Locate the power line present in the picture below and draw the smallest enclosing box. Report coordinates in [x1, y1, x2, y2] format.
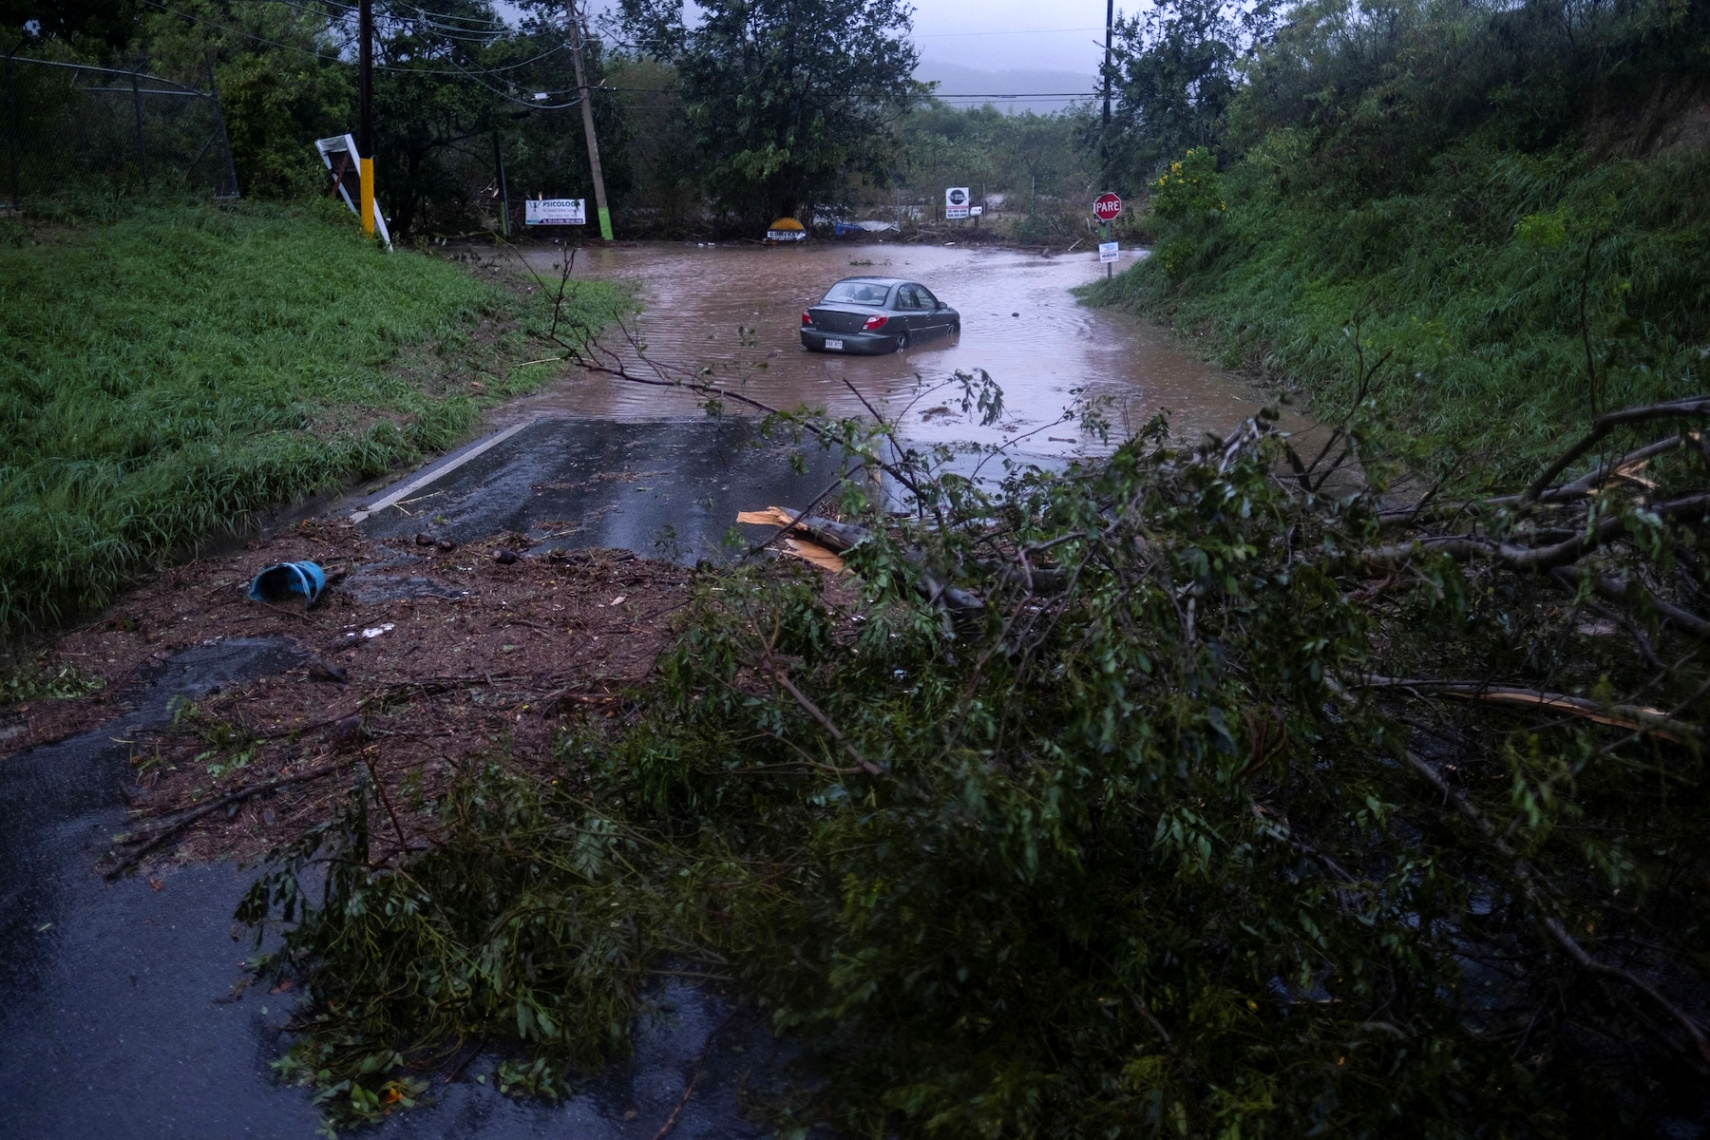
[143, 0, 570, 80]
[914, 27, 1103, 38]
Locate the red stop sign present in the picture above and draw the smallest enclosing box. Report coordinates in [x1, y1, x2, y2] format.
[1093, 193, 1122, 221]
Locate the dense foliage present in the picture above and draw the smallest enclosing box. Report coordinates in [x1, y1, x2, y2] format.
[242, 364, 1710, 1134]
[6, 0, 1089, 238]
[1090, 0, 1710, 470]
[1101, 0, 1273, 188]
[616, 0, 922, 224]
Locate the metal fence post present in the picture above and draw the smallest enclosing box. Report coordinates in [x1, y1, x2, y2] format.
[131, 71, 149, 193]
[6, 50, 18, 210]
[204, 55, 239, 198]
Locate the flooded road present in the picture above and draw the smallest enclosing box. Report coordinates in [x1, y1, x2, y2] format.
[0, 243, 1285, 1139]
[504, 242, 1274, 452]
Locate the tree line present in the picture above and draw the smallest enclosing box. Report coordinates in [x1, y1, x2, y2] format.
[1, 0, 1106, 237]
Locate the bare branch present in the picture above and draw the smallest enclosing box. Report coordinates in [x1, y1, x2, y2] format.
[1522, 398, 1710, 506]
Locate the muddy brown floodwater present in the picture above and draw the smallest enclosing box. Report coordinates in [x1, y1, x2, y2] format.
[502, 242, 1279, 454]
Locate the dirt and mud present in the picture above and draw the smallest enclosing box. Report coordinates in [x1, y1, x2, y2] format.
[2, 520, 706, 869]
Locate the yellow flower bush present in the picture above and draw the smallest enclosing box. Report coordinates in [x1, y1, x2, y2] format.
[1151, 147, 1226, 219]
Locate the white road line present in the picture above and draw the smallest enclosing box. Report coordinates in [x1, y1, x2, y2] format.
[349, 420, 533, 524]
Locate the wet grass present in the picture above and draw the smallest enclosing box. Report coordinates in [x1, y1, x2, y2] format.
[1084, 145, 1710, 479]
[0, 199, 623, 632]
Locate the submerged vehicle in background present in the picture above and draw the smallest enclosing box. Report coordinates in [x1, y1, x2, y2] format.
[800, 277, 960, 355]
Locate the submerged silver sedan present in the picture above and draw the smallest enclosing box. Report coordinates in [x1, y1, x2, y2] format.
[800, 277, 961, 355]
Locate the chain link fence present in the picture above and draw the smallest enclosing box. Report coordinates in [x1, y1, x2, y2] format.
[3, 54, 239, 209]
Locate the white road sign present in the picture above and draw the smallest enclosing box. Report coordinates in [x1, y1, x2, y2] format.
[525, 198, 586, 225]
[1098, 241, 1120, 263]
[945, 187, 970, 220]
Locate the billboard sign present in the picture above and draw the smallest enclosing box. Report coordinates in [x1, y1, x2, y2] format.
[313, 134, 392, 249]
[526, 198, 587, 225]
[945, 187, 970, 220]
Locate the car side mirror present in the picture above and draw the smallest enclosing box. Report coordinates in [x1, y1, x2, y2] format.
[935, 301, 946, 310]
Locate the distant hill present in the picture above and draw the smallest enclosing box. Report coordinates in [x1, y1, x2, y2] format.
[913, 59, 1098, 116]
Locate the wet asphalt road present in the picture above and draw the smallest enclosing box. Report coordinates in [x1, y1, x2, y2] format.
[0, 637, 774, 1139]
[0, 641, 325, 1138]
[354, 417, 847, 560]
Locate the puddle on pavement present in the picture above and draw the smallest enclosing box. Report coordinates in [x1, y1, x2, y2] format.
[501, 242, 1283, 452]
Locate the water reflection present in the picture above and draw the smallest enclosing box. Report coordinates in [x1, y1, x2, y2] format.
[499, 242, 1279, 455]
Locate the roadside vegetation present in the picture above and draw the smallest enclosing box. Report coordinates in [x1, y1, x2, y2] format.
[234, 354, 1710, 1135]
[0, 199, 623, 631]
[1087, 0, 1710, 472]
[8, 2, 1709, 1137]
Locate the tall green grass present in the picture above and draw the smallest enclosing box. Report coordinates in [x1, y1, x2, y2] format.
[1085, 145, 1710, 475]
[0, 200, 621, 631]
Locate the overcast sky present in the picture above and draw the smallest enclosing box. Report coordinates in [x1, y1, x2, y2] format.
[906, 0, 1115, 74]
[569, 1, 1121, 77]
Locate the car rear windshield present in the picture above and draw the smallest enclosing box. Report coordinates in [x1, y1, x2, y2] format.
[822, 282, 891, 305]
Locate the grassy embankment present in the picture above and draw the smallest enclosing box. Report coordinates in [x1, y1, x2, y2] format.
[1085, 144, 1710, 477]
[0, 200, 623, 633]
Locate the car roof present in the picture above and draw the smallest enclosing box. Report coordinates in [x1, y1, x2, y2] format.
[831, 276, 911, 288]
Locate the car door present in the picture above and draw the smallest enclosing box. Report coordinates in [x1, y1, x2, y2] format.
[913, 285, 948, 338]
[894, 284, 927, 336]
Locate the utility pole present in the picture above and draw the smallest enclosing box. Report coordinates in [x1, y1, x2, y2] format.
[493, 130, 511, 236]
[1101, 0, 1114, 175]
[359, 0, 375, 235]
[567, 0, 613, 241]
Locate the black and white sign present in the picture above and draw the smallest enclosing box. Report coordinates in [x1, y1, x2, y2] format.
[945, 187, 970, 220]
[525, 198, 587, 225]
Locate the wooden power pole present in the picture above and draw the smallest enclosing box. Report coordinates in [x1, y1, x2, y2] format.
[359, 0, 374, 235]
[567, 0, 612, 241]
[1101, 0, 1114, 175]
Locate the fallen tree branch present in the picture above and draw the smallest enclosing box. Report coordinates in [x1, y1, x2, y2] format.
[1364, 490, 1710, 573]
[1522, 398, 1710, 506]
[762, 657, 881, 776]
[106, 754, 353, 879]
[1563, 569, 1710, 639]
[1378, 434, 1694, 527]
[650, 1006, 740, 1140]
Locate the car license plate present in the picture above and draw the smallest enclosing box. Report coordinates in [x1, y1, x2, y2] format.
[824, 338, 843, 351]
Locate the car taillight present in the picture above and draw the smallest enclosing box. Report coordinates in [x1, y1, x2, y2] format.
[863, 315, 888, 330]
[801, 310, 813, 326]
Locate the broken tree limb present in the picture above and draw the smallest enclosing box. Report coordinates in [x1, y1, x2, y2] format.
[106, 754, 354, 879]
[1359, 676, 1699, 744]
[742, 507, 986, 612]
[1521, 397, 1710, 506]
[1561, 568, 1710, 639]
[1364, 490, 1710, 574]
[1381, 434, 1696, 527]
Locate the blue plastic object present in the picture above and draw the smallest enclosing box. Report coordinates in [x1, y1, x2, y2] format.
[247, 560, 327, 609]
